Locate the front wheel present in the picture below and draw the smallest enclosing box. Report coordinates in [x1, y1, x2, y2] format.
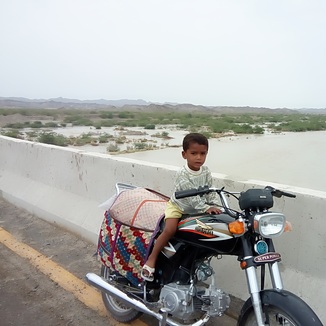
[238, 290, 322, 326]
[100, 265, 143, 323]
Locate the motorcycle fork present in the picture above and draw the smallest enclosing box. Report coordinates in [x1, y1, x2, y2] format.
[242, 237, 285, 326]
[265, 239, 284, 290]
[268, 261, 283, 290]
[248, 261, 283, 326]
[241, 237, 265, 326]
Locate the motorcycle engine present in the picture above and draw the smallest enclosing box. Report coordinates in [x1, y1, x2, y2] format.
[159, 283, 230, 320]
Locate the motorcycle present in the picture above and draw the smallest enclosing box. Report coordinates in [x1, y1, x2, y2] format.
[86, 182, 322, 326]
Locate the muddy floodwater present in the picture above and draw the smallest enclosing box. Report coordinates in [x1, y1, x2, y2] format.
[54, 126, 325, 193]
[116, 131, 326, 193]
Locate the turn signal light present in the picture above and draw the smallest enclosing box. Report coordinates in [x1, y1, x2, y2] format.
[228, 220, 245, 235]
[284, 221, 293, 232]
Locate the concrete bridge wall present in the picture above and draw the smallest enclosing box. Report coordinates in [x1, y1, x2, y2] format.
[0, 135, 325, 323]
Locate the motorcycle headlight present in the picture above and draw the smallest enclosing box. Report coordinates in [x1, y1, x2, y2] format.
[254, 213, 286, 238]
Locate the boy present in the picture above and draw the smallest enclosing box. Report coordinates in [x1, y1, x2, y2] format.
[141, 133, 221, 281]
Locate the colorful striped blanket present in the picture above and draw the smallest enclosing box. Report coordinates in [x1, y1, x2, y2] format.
[98, 188, 168, 285]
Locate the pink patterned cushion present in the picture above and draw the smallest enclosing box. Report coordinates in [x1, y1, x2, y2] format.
[109, 188, 168, 231]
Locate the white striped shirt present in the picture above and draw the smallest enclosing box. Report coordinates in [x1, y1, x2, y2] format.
[170, 165, 219, 213]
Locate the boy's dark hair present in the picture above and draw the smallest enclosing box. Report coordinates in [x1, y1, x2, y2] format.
[183, 133, 209, 151]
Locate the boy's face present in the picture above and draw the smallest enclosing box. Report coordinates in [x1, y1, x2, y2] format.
[182, 142, 208, 171]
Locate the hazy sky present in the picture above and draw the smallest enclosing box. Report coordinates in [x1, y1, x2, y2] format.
[1, 1, 326, 109]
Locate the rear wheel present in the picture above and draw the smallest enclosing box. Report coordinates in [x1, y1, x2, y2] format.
[238, 290, 322, 326]
[100, 265, 142, 322]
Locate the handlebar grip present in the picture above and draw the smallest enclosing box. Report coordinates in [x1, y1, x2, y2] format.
[175, 186, 210, 199]
[265, 186, 296, 199]
[282, 191, 296, 198]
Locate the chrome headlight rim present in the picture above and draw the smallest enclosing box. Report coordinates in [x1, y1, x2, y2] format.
[254, 212, 286, 238]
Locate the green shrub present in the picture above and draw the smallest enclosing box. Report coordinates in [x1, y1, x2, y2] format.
[99, 112, 113, 119]
[73, 118, 93, 126]
[144, 124, 156, 129]
[107, 143, 120, 152]
[1, 129, 23, 139]
[30, 121, 43, 128]
[98, 134, 111, 143]
[152, 131, 170, 138]
[44, 122, 59, 128]
[252, 126, 264, 134]
[38, 132, 69, 146]
[118, 112, 134, 119]
[233, 124, 253, 134]
[4, 122, 25, 129]
[115, 136, 127, 144]
[134, 142, 155, 150]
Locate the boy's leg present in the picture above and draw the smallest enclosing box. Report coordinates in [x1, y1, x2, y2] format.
[143, 218, 179, 270]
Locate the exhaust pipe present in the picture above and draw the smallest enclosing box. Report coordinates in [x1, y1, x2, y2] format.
[86, 273, 164, 320]
[85, 273, 210, 326]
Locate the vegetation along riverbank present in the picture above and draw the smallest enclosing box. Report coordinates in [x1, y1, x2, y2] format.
[1, 107, 326, 154]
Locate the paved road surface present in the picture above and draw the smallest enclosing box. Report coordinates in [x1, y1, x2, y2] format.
[0, 197, 239, 326]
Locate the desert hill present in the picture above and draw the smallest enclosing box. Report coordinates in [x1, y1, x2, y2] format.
[0, 96, 325, 115]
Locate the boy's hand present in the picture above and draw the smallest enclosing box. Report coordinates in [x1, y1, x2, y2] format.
[206, 207, 222, 215]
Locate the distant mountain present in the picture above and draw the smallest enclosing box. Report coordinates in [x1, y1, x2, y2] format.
[0, 97, 149, 109]
[49, 97, 149, 107]
[298, 108, 326, 114]
[0, 96, 325, 115]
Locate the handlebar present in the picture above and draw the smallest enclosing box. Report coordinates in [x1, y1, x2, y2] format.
[174, 185, 296, 218]
[175, 186, 211, 199]
[175, 186, 239, 218]
[264, 186, 296, 198]
[176, 186, 296, 200]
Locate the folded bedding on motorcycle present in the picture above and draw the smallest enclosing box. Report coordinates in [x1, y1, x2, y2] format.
[109, 187, 168, 231]
[98, 187, 168, 286]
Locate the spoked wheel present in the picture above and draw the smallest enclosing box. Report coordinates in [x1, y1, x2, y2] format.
[100, 265, 143, 322]
[242, 306, 297, 325]
[238, 290, 323, 326]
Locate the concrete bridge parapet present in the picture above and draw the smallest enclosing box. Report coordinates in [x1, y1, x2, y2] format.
[0, 135, 325, 323]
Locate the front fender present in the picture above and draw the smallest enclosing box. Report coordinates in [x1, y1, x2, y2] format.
[238, 289, 322, 326]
